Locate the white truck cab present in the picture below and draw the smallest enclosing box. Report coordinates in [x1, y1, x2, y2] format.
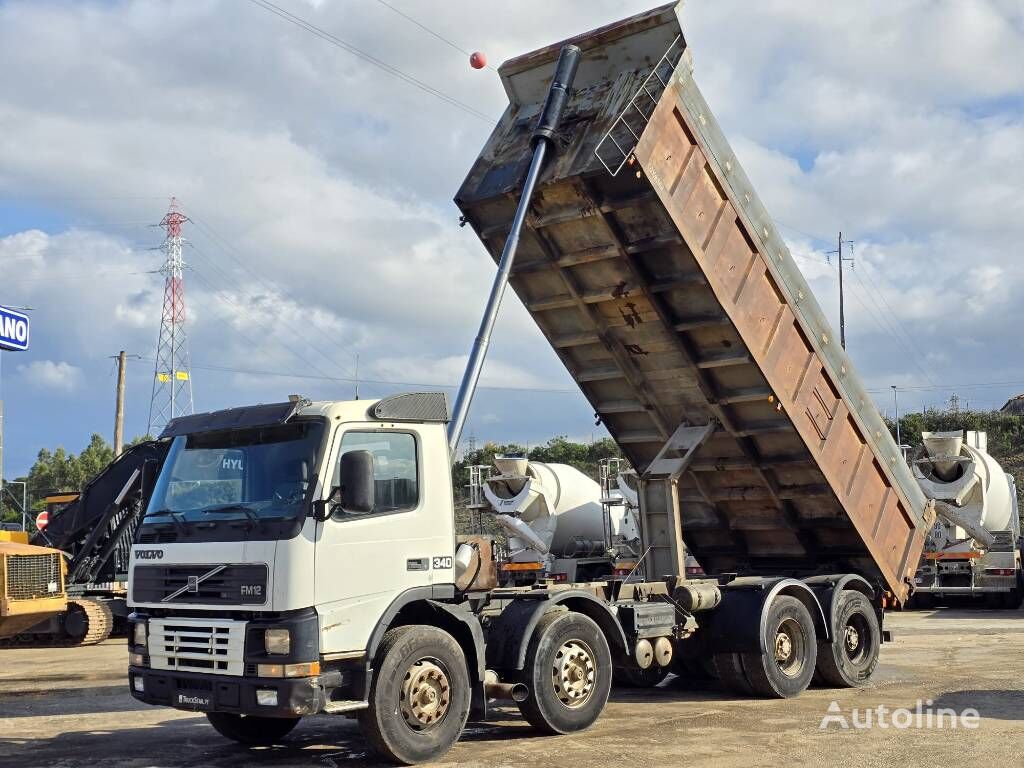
[127, 395, 460, 700]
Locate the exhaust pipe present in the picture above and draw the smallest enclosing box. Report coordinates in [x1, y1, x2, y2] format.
[484, 670, 529, 702]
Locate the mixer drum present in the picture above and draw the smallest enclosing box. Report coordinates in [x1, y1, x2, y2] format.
[915, 431, 1013, 534]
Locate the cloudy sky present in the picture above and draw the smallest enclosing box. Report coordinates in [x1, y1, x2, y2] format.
[1, 0, 1022, 479]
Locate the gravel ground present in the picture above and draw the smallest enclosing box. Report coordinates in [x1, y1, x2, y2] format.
[1, 609, 1022, 767]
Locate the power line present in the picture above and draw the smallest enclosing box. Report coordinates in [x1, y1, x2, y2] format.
[126, 355, 578, 395]
[847, 266, 938, 387]
[185, 261, 348, 387]
[179, 205, 359, 368]
[375, 0, 475, 60]
[843, 280, 936, 387]
[246, 0, 495, 123]
[117, 353, 1024, 399]
[854, 259, 936, 380]
[779, 227, 940, 388]
[187, 241, 356, 382]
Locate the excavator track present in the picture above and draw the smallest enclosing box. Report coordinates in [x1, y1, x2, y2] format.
[0, 598, 115, 647]
[62, 598, 114, 645]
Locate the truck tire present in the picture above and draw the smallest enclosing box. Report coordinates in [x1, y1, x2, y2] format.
[517, 611, 612, 735]
[62, 599, 114, 645]
[359, 626, 470, 765]
[713, 653, 754, 696]
[206, 713, 299, 745]
[671, 653, 716, 687]
[740, 595, 817, 698]
[1000, 588, 1023, 610]
[612, 665, 669, 688]
[814, 590, 879, 688]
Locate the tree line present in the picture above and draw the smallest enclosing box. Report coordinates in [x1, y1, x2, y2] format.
[3, 410, 1019, 523]
[0, 433, 146, 521]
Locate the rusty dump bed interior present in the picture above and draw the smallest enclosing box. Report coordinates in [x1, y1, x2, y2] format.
[455, 2, 930, 601]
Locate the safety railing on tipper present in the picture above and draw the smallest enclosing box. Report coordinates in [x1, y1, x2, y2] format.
[593, 35, 687, 176]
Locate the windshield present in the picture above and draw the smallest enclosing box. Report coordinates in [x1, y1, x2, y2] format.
[144, 420, 325, 524]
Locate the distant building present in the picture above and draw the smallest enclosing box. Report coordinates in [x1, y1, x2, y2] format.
[1001, 394, 1024, 415]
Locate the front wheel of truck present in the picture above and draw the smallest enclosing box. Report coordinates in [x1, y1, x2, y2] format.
[517, 611, 612, 734]
[205, 712, 300, 746]
[359, 625, 471, 765]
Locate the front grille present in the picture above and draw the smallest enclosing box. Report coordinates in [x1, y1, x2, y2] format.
[4, 553, 62, 600]
[990, 530, 1016, 551]
[148, 617, 247, 676]
[132, 564, 268, 605]
[136, 528, 179, 544]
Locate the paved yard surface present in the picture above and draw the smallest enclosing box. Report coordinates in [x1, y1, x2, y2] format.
[1, 609, 1022, 767]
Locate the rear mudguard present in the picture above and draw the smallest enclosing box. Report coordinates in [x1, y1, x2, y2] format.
[704, 577, 829, 655]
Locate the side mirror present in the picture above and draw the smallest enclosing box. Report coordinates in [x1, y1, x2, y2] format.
[312, 486, 343, 522]
[338, 450, 375, 515]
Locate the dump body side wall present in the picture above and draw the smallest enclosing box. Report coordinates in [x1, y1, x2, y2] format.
[632, 68, 928, 598]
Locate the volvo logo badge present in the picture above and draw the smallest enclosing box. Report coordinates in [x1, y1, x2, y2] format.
[161, 565, 227, 602]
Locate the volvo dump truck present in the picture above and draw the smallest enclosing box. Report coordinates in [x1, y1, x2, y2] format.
[126, 5, 930, 763]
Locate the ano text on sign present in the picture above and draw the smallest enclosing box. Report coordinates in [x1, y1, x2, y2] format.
[0, 305, 30, 351]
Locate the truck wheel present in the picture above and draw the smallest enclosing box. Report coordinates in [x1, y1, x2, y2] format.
[740, 595, 817, 698]
[671, 653, 716, 688]
[814, 590, 879, 688]
[517, 612, 612, 734]
[713, 653, 754, 696]
[359, 626, 470, 765]
[206, 713, 299, 745]
[613, 665, 669, 688]
[1000, 588, 1023, 610]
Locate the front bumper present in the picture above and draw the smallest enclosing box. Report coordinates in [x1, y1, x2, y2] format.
[129, 666, 330, 718]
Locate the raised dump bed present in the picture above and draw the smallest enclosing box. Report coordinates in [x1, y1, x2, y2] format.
[456, 2, 932, 601]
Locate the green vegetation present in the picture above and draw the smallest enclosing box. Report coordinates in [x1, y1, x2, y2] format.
[0, 433, 148, 522]
[452, 436, 622, 501]
[5, 411, 1019, 526]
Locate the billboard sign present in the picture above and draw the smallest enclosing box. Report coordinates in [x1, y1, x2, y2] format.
[0, 306, 29, 351]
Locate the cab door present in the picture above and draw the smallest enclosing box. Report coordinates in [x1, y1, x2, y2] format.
[313, 424, 453, 654]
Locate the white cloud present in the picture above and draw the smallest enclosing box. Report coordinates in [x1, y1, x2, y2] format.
[17, 360, 83, 392]
[1, 0, 1023, 469]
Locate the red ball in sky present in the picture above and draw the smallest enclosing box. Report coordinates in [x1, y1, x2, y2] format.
[469, 51, 487, 70]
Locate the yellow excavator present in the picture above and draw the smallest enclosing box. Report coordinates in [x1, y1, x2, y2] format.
[0, 530, 68, 640]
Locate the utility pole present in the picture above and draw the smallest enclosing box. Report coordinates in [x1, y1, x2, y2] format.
[114, 350, 127, 455]
[891, 385, 902, 450]
[827, 232, 855, 350]
[354, 353, 360, 400]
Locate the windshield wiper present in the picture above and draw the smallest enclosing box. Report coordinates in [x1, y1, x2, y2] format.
[147, 509, 190, 538]
[202, 504, 262, 528]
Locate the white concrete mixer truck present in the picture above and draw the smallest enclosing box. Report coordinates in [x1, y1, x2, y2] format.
[477, 456, 641, 585]
[910, 431, 1022, 608]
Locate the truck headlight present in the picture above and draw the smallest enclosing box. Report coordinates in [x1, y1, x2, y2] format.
[133, 622, 147, 648]
[264, 628, 290, 655]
